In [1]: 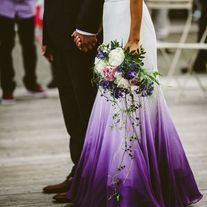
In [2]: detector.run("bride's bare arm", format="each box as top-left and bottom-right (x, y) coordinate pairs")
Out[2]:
(125, 0), (143, 50)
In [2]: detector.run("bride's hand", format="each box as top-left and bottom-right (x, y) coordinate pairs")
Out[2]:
(125, 40), (140, 53)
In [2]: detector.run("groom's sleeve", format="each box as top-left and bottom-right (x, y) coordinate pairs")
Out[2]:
(42, 0), (51, 46)
(76, 0), (104, 34)
(42, 15), (49, 45)
(76, 29), (95, 35)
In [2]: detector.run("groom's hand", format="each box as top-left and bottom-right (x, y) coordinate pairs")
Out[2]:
(71, 31), (97, 52)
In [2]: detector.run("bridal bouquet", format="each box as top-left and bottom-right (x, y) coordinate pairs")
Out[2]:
(92, 41), (159, 203)
(93, 40), (159, 99)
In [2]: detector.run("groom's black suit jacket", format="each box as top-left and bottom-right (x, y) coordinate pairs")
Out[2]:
(43, 0), (104, 50)
(43, 0), (104, 166)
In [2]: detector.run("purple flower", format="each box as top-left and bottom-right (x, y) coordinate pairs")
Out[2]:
(141, 92), (148, 97)
(130, 63), (138, 70)
(140, 83), (147, 91)
(117, 65), (123, 73)
(100, 80), (110, 89)
(146, 85), (154, 96)
(112, 88), (123, 99)
(96, 50), (108, 59)
(126, 69), (137, 80)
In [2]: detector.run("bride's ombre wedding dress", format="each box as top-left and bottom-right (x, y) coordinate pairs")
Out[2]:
(67, 0), (202, 206)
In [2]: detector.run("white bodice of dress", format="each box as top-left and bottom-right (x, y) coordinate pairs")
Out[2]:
(103, 0), (158, 70)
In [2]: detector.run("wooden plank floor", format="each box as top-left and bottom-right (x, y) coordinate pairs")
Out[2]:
(0, 78), (207, 207)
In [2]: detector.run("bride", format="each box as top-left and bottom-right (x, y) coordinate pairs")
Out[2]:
(68, 0), (202, 206)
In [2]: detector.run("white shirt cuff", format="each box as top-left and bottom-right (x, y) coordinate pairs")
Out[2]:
(76, 29), (95, 36)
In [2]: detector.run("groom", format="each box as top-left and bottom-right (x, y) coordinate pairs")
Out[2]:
(42, 0), (104, 203)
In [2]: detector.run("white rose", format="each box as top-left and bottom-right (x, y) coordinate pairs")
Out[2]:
(94, 58), (107, 76)
(117, 78), (129, 89)
(108, 48), (125, 66)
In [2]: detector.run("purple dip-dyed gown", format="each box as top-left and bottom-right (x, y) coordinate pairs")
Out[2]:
(67, 1), (203, 206)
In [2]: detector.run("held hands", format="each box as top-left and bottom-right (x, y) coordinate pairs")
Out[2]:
(71, 31), (97, 52)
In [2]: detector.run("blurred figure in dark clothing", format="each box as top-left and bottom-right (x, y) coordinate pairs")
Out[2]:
(193, 0), (207, 73)
(152, 9), (170, 41)
(35, 0), (57, 89)
(0, 0), (46, 104)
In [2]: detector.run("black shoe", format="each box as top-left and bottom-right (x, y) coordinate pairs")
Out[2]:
(64, 204), (79, 207)
(53, 192), (72, 203)
(47, 80), (57, 89)
(43, 176), (73, 194)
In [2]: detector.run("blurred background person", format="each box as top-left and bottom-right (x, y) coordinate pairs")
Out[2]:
(35, 0), (57, 89)
(0, 0), (46, 105)
(193, 0), (207, 73)
(145, 0), (170, 41)
(152, 9), (170, 41)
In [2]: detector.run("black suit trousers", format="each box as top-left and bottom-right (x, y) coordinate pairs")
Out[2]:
(194, 0), (207, 69)
(53, 48), (97, 165)
(0, 15), (37, 92)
